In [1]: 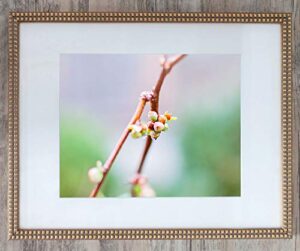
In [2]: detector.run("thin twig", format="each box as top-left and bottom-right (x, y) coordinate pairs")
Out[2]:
(137, 136), (153, 174)
(133, 54), (186, 176)
(89, 54), (186, 197)
(89, 97), (149, 197)
(151, 54), (187, 112)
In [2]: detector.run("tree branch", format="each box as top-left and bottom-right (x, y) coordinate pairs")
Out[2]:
(151, 54), (187, 113)
(89, 54), (186, 197)
(137, 136), (153, 174)
(132, 54), (186, 178)
(89, 96), (149, 197)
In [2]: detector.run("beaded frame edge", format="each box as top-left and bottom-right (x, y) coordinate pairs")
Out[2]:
(7, 12), (293, 240)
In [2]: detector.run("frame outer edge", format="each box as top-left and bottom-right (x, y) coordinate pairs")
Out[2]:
(7, 13), (15, 241)
(7, 11), (294, 240)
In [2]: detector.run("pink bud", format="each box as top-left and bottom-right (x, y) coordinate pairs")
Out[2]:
(154, 122), (164, 132)
(140, 184), (156, 197)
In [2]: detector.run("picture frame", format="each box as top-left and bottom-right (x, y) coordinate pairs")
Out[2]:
(8, 12), (293, 240)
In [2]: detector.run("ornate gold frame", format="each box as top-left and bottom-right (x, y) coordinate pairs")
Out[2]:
(8, 12), (293, 240)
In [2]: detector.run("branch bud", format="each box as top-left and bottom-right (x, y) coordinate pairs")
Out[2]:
(88, 163), (104, 184)
(162, 123), (169, 131)
(148, 111), (158, 122)
(150, 130), (160, 140)
(140, 91), (153, 101)
(158, 115), (167, 124)
(154, 121), (164, 132)
(164, 112), (172, 120)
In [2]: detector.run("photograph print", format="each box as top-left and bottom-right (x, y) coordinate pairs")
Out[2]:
(60, 53), (240, 198)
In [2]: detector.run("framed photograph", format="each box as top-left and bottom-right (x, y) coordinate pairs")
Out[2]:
(8, 12), (293, 240)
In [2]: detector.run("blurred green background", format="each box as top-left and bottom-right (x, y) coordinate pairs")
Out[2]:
(60, 54), (240, 197)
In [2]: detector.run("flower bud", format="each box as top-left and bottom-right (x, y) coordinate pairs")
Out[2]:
(140, 184), (156, 197)
(141, 123), (148, 136)
(131, 131), (143, 139)
(162, 123), (169, 131)
(154, 122), (164, 132)
(150, 130), (160, 140)
(132, 184), (142, 197)
(148, 111), (158, 122)
(129, 124), (144, 139)
(131, 175), (156, 197)
(141, 123), (148, 131)
(164, 112), (172, 121)
(88, 167), (103, 184)
(140, 91), (153, 101)
(132, 125), (142, 132)
(158, 115), (167, 124)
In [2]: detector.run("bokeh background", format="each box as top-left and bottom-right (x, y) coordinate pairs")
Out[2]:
(60, 54), (240, 197)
